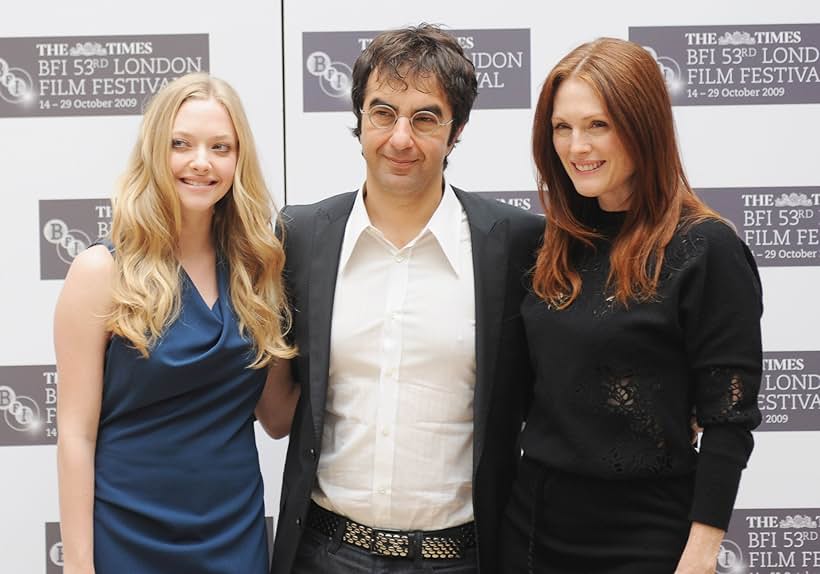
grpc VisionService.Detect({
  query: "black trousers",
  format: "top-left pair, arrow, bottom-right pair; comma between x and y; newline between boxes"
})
499,457 -> 693,574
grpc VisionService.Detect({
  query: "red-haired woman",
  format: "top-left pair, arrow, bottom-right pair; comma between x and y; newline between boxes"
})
501,38 -> 763,573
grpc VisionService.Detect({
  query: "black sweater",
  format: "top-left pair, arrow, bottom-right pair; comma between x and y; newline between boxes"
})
520,208 -> 763,530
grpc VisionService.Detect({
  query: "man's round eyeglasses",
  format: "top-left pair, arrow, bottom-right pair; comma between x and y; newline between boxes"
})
361,105 -> 454,136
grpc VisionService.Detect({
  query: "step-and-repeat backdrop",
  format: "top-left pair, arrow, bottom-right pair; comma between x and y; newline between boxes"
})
3,1 -> 818,572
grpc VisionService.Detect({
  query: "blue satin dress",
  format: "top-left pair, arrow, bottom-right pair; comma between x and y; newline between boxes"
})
93,260 -> 268,573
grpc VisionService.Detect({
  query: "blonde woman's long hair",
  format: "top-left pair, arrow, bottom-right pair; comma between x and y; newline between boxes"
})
108,72 -> 294,367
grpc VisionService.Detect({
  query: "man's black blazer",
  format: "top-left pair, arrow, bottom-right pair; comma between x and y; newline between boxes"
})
270,188 -> 544,574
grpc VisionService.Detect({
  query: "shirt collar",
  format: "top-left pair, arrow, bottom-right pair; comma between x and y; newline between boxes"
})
338,183 -> 465,276
337,188 -> 371,274
425,183 -> 464,276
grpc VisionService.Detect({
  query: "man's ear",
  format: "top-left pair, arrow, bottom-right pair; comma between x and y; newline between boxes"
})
448,125 -> 465,151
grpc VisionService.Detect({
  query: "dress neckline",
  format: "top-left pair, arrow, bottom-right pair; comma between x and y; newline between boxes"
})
586,204 -> 627,237
180,260 -> 225,314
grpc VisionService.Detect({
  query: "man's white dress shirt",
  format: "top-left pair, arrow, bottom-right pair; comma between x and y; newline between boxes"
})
312,184 -> 476,530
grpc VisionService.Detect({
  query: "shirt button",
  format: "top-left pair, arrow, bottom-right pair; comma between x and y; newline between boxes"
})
381,427 -> 389,436
394,254 -> 405,262
309,448 -> 316,458
296,517 -> 302,527
377,488 -> 387,494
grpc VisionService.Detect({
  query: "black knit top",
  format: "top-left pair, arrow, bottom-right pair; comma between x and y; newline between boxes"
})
520,206 -> 763,530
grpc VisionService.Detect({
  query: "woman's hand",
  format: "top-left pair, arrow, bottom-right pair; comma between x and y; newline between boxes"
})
674,521 -> 725,573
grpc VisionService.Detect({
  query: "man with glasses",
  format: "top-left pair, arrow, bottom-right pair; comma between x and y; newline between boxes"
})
271,24 -> 543,574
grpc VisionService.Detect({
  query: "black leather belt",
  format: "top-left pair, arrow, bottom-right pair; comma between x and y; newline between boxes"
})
307,501 -> 476,560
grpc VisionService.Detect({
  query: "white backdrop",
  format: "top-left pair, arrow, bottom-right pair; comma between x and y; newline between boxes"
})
2,1 -> 819,572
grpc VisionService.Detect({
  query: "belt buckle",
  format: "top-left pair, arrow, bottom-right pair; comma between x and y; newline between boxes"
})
371,528 -> 410,557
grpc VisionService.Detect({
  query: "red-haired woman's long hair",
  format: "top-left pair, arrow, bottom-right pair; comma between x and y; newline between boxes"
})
532,37 -> 720,308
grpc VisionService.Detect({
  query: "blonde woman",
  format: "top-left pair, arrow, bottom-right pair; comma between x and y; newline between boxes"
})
55,73 -> 297,574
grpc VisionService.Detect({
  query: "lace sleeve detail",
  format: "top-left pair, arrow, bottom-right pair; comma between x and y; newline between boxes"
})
696,368 -> 760,428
